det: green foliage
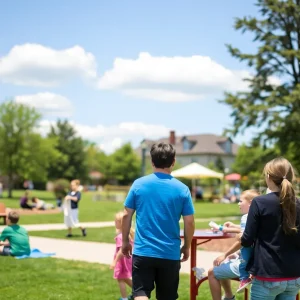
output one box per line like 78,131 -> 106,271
108,143 -> 140,185
53,178 -> 70,199
215,157 -> 225,172
232,143 -> 278,188
221,0 -> 300,170
0,101 -> 59,197
85,142 -> 108,175
47,120 -> 88,181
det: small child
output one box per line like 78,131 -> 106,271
63,179 -> 86,238
221,189 -> 259,293
0,211 -> 30,256
110,211 -> 134,300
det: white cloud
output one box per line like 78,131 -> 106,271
98,52 -> 253,102
0,44 -> 98,87
38,120 -> 171,153
15,92 -> 74,117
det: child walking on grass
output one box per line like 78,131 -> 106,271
110,211 -> 134,300
64,179 -> 86,238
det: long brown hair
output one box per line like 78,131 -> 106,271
264,157 -> 297,235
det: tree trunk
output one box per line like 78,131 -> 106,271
7,175 -> 13,198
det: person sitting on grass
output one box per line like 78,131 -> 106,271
20,190 -> 34,210
32,197 -> 55,210
0,211 -> 30,257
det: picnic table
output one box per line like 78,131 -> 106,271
180,229 -> 238,300
181,229 -> 300,300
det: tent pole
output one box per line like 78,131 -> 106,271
192,178 -> 196,201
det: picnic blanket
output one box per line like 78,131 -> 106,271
15,248 -> 56,259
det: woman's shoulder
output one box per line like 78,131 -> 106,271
252,192 -> 280,206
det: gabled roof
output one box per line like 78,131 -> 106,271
138,133 -> 238,156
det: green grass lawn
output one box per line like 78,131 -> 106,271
0,257 -> 243,300
1,190 -> 240,225
29,221 -> 228,243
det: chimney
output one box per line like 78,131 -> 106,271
169,130 -> 176,145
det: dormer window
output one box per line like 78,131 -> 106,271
219,139 -> 232,154
183,138 -> 190,151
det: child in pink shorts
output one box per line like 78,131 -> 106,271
110,211 -> 134,300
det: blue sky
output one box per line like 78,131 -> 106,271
0,0 -> 259,152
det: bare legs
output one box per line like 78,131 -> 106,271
208,268 -> 234,300
118,278 -> 132,299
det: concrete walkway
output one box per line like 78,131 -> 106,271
29,236 -> 222,274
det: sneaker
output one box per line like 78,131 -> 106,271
236,278 -> 252,293
66,234 -> 73,238
82,228 -> 87,237
192,267 -> 206,280
222,296 -> 235,300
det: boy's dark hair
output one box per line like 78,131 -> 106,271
150,143 -> 176,169
8,211 -> 19,224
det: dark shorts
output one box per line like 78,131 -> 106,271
132,254 -> 181,300
0,246 -> 12,256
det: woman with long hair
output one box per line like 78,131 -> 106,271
242,157 -> 300,299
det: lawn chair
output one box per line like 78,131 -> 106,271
0,203 -> 7,225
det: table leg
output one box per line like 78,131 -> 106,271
190,239 -> 197,300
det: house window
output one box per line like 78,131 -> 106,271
224,140 -> 232,154
219,140 -> 232,154
183,139 -> 190,151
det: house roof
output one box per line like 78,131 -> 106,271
138,133 -> 238,156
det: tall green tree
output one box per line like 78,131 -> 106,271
85,141 -> 108,174
221,0 -> 300,170
0,101 -> 59,197
232,143 -> 277,188
108,143 -> 140,185
47,120 -> 88,181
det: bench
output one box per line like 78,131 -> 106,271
197,276 -> 299,300
0,203 -> 7,225
197,276 -> 249,300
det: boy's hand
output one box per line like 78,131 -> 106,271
122,241 -> 132,258
221,227 -> 230,233
213,254 -> 226,266
223,221 -> 234,227
227,253 -> 239,260
180,245 -> 190,262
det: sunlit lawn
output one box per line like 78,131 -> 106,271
1,190 -> 240,225
30,220 -> 229,243
0,257 -> 244,300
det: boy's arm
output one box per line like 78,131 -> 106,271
223,221 -> 241,229
213,240 -> 241,266
0,240 -> 10,246
222,227 -> 241,234
67,193 -> 81,202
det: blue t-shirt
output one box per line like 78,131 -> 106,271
124,172 -> 194,260
68,191 -> 81,209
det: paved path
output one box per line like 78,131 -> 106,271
30,236 -> 222,274
0,216 -> 239,232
